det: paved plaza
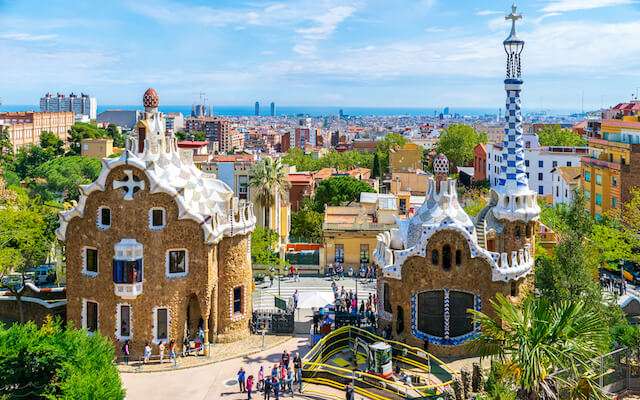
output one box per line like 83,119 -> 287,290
122,277 -> 375,399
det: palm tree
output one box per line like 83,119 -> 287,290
249,157 -> 289,229
471,294 -> 609,400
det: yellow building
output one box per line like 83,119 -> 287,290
80,138 -> 114,158
389,142 -> 423,173
581,117 -> 640,219
323,193 -> 401,272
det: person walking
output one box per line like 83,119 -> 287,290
272,377 -> 280,400
292,290 -> 299,310
281,350 -> 290,369
247,375 -> 254,400
345,382 -> 355,400
285,368 -> 293,395
258,366 -> 265,392
122,340 -> 130,365
169,339 -> 177,366
158,341 -> 165,364
143,342 -> 151,364
293,352 -> 302,387
238,367 -> 247,393
263,375 -> 272,400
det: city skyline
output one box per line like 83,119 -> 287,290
1,0 -> 640,109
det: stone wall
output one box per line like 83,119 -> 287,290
379,228 -> 532,357
216,234 -> 253,343
65,165 -> 217,357
0,297 -> 65,326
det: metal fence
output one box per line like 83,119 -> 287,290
549,347 -> 640,397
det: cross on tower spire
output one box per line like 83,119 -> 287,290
506,3 -> 522,37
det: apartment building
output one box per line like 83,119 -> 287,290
0,111 -> 74,149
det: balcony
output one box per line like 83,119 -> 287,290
114,282 -> 143,299
580,156 -> 629,172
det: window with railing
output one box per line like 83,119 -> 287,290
335,244 -> 344,263
360,244 -> 369,263
595,174 -> 602,185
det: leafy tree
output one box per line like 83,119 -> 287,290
0,206 -> 51,322
67,122 -> 108,155
39,131 -> 65,157
435,124 -> 487,168
372,152 -> 381,178
0,126 -> 14,165
249,157 -> 290,228
29,156 -> 101,201
375,133 -> 407,174
472,294 -> 609,400
536,192 -> 600,305
175,131 -> 187,141
106,124 -> 126,147
0,318 -> 125,399
291,206 -> 323,243
192,131 -> 206,141
282,148 -> 373,172
13,145 -> 56,180
313,176 -> 374,212
538,125 -> 587,147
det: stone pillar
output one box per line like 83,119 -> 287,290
216,234 -> 253,343
203,317 -> 210,356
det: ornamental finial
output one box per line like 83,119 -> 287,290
505,3 -> 522,38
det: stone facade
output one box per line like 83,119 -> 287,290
57,89 -> 256,357
376,229 -> 532,357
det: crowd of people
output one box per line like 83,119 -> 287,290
236,350 -> 303,399
600,272 -> 628,296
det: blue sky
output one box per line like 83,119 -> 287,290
1,0 -> 640,109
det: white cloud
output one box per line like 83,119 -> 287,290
542,0 -> 634,13
295,6 -> 356,40
476,10 -> 503,16
0,32 -> 58,42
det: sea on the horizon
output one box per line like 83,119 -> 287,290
0,104 -> 578,117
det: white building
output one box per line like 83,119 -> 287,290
551,166 -> 581,206
486,133 -> 588,198
165,112 -> 184,133
40,92 -> 97,120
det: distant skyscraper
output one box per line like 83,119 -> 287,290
270,102 -> 275,117
40,92 -> 97,120
339,109 -> 344,119
443,106 -> 450,115
255,101 -> 260,116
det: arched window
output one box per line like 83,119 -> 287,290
455,249 -> 462,266
442,245 -> 452,270
515,226 -> 521,239
526,224 -> 533,238
396,306 -> 404,334
510,281 -> 518,297
431,250 -> 439,265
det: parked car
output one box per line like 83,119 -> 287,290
34,265 -> 55,285
1,274 -> 23,289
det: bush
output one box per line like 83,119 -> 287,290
0,318 -> 125,399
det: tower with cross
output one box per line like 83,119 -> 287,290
490,3 -> 540,225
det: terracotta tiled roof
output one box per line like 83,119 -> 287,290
288,173 -> 313,184
177,141 -> 208,148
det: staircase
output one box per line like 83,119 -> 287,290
474,206 -> 490,249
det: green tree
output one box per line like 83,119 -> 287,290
39,131 -> 65,156
192,131 -> 206,141
67,122 -> 108,155
291,206 -> 324,243
0,127 -> 14,165
0,206 -> 51,322
472,294 -> 609,400
372,152 -> 381,178
313,176 -> 374,212
435,124 -> 487,168
538,125 -> 587,147
536,192 -> 600,305
13,145 -> 55,180
29,156 -> 101,201
375,133 -> 408,174
106,124 -> 126,147
0,318 -> 125,399
249,157 -> 290,228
